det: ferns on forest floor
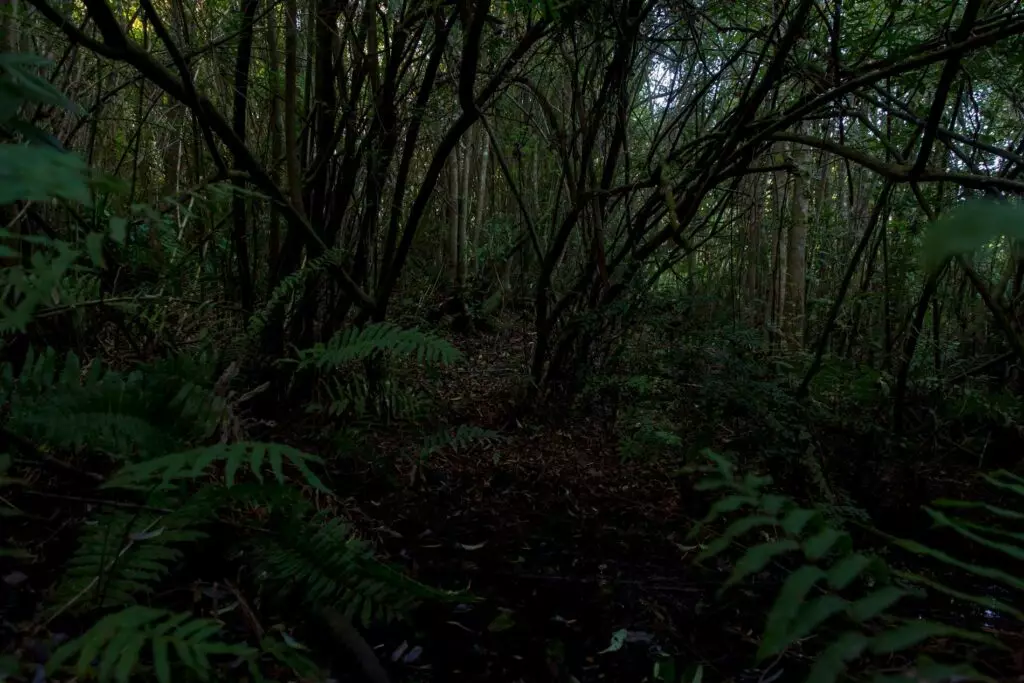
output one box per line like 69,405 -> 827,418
690,449 -> 1018,683
1,344 -> 465,681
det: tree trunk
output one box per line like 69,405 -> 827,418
785,127 -> 808,349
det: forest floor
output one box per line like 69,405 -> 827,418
286,318 -> 1024,683
306,326 -> 765,683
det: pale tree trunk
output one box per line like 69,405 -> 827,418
473,126 -> 490,277
742,169 -> 765,324
283,0 -> 303,213
785,127 -> 809,349
767,142 -> 789,347
458,137 -> 471,290
448,154 -> 461,289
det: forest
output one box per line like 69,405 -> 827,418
2,0 -> 1024,680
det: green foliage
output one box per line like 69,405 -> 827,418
0,49 -> 461,683
246,245 -> 347,339
105,442 -> 330,493
417,424 -> 502,463
310,371 -> 431,425
691,450 -> 1012,683
297,322 -> 461,433
250,514 -> 469,627
921,199 -> 1024,273
617,404 -> 682,462
294,322 -> 461,371
2,348 -> 220,458
46,606 -> 255,683
51,509 -> 207,613
883,469 -> 1024,615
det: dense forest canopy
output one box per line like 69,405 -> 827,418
2,0 -> 1024,681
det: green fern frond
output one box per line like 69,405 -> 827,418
247,246 -> 347,338
2,348 -> 222,458
691,450 -> 1004,683
294,322 -> 461,371
252,515 -> 468,627
51,509 -> 207,612
47,606 -> 254,683
104,442 -> 331,494
879,469 -> 1024,607
310,374 -> 430,425
418,425 -> 501,462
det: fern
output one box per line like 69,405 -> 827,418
47,606 -> 254,683
104,441 -> 331,494
251,514 -> 468,627
691,450 -> 1001,683
296,322 -> 460,431
51,509 -> 208,613
879,469 -> 1024,617
247,245 -> 347,338
293,322 -> 461,371
310,373 -> 430,425
2,348 -> 223,459
418,424 -> 502,462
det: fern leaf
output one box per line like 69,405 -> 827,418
51,509 -> 206,612
47,607 -> 254,683
251,515 -> 468,627
104,442 -> 331,494
418,425 -> 501,462
3,349 -> 222,458
294,322 -> 461,371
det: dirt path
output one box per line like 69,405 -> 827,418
336,331 -> 742,682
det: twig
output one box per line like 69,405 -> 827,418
224,580 -> 265,641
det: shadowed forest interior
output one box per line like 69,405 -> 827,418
2,0 -> 1024,681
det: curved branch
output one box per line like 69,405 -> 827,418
771,132 -> 1024,194
28,0 -> 375,311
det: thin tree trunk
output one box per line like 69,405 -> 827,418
785,124 -> 808,349
267,3 -> 284,269
473,126 -> 490,276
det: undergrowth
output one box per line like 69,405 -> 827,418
0,55 -> 477,683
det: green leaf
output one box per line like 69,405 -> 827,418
487,611 -> 516,633
921,200 -> 1024,273
869,620 -> 1003,655
695,515 -> 777,562
598,628 -> 627,654
929,499 -> 1024,520
0,145 -> 91,205
826,554 -> 874,590
892,570 -> 1024,622
911,656 -> 996,683
724,540 -> 800,589
886,535 -> 1024,592
784,595 -> 849,647
780,508 -> 820,535
152,638 -> 171,683
758,565 -> 827,659
924,507 -> 1024,561
85,232 -> 106,267
109,216 -> 127,244
807,631 -> 869,683
848,586 -> 906,621
803,528 -> 849,560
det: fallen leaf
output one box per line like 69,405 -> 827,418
488,611 -> 516,633
598,628 -> 628,654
